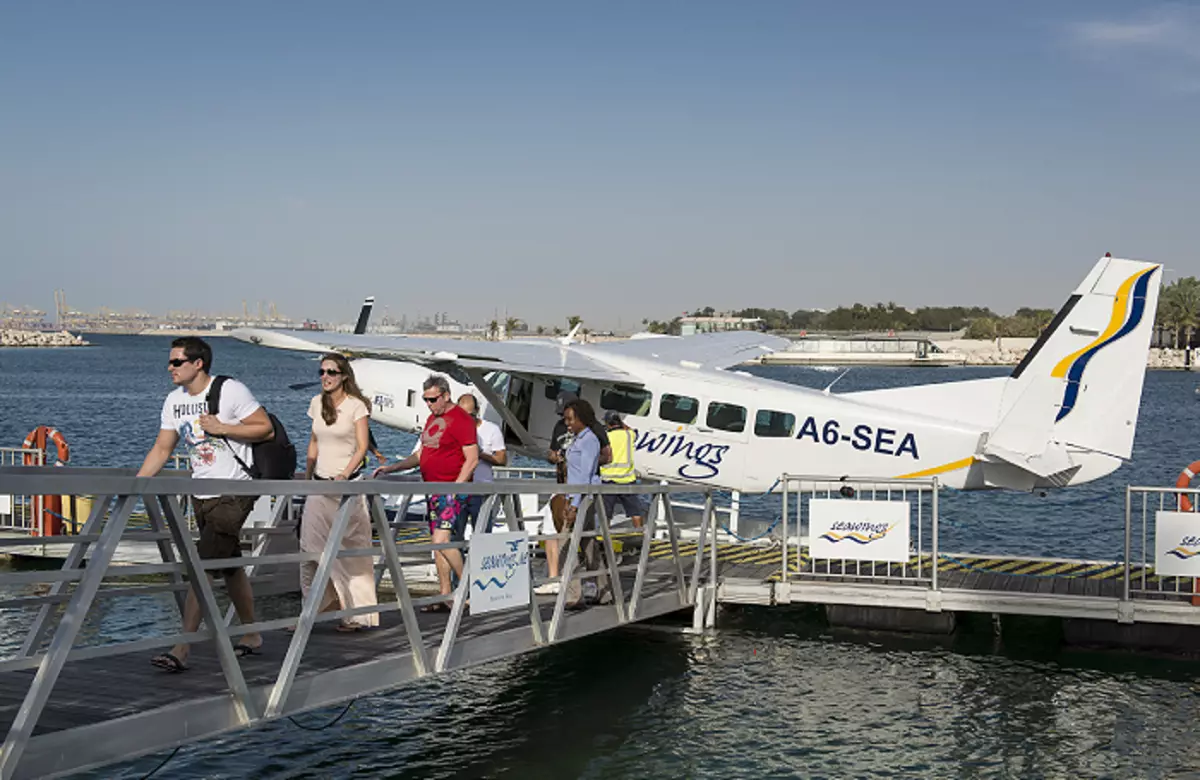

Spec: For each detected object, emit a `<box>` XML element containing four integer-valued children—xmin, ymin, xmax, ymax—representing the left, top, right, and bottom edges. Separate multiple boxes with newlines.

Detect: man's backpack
<box><xmin>208</xmin><ymin>376</ymin><xmax>297</xmax><ymax>479</ymax></box>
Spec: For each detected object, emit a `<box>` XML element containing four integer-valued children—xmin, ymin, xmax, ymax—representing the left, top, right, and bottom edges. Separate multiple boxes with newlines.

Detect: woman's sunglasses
<box><xmin>319</xmin><ymin>369</ymin><xmax>343</xmax><ymax>377</ymax></box>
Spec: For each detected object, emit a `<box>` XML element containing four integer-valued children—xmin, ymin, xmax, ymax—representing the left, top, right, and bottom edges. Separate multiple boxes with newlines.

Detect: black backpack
<box><xmin>208</xmin><ymin>375</ymin><xmax>296</xmax><ymax>479</ymax></box>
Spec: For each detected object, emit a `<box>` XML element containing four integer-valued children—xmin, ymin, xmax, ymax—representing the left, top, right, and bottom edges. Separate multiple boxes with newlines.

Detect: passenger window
<box><xmin>706</xmin><ymin>402</ymin><xmax>746</xmax><ymax>433</ymax></box>
<box><xmin>407</xmin><ymin>390</ymin><xmax>416</xmax><ymax>408</ymax></box>
<box><xmin>659</xmin><ymin>394</ymin><xmax>699</xmax><ymax>424</ymax></box>
<box><xmin>600</xmin><ymin>386</ymin><xmax>652</xmax><ymax>416</ymax></box>
<box><xmin>545</xmin><ymin>378</ymin><xmax>581</xmax><ymax>400</ymax></box>
<box><xmin>755</xmin><ymin>410</ymin><xmax>795</xmax><ymax>438</ymax></box>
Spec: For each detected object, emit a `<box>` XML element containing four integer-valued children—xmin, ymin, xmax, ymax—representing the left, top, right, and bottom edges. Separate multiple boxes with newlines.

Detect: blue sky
<box><xmin>2</xmin><ymin>1</ymin><xmax>1198</xmax><ymax>329</ymax></box>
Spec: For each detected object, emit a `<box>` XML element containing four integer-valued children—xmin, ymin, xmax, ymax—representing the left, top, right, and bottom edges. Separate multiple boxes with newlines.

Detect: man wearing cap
<box><xmin>535</xmin><ymin>390</ymin><xmax>611</xmax><ymax>595</ymax></box>
<box><xmin>600</xmin><ymin>411</ymin><xmax>645</xmax><ymax>529</ymax></box>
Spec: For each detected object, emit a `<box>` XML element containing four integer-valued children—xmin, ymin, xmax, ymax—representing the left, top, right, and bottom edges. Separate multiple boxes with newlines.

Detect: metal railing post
<box><xmin>0</xmin><ymin>495</ymin><xmax>134</xmax><ymax>779</ymax></box>
<box><xmin>707</xmin><ymin>492</ymin><xmax>718</xmax><ymax>629</ymax></box>
<box><xmin>548</xmin><ymin>495</ymin><xmax>592</xmax><ymax>643</ymax></box>
<box><xmin>20</xmin><ymin>495</ymin><xmax>114</xmax><ymax>657</ymax></box>
<box><xmin>502</xmin><ymin>493</ymin><xmax>546</xmax><ymax>644</ymax></box>
<box><xmin>931</xmin><ymin>478</ymin><xmax>940</xmax><ymax>592</ymax></box>
<box><xmin>661</xmin><ymin>496</ymin><xmax>689</xmax><ymax>601</ymax></box>
<box><xmin>160</xmin><ymin>495</ymin><xmax>258</xmax><ymax>723</ymax></box>
<box><xmin>265</xmin><ymin>495</ymin><xmax>357</xmax><ymax>718</ymax></box>
<box><xmin>367</xmin><ymin>494</ymin><xmax>430</xmax><ymax>676</ymax></box>
<box><xmin>594</xmin><ymin>491</ymin><xmax>628</xmax><ymax>622</ymax></box>
<box><xmin>781</xmin><ymin>476</ymin><xmax>789</xmax><ymax>584</ymax></box>
<box><xmin>1123</xmin><ymin>485</ymin><xmax>1132</xmax><ymax>603</ymax></box>
<box><xmin>375</xmin><ymin>493</ymin><xmax>413</xmax><ymax>589</ymax></box>
<box><xmin>434</xmin><ymin>542</ymin><xmax>473</xmax><ymax>673</ymax></box>
<box><xmin>628</xmin><ymin>492</ymin><xmax>661</xmax><ymax>619</ymax></box>
<box><xmin>143</xmin><ymin>496</ymin><xmax>190</xmax><ymax>617</ymax></box>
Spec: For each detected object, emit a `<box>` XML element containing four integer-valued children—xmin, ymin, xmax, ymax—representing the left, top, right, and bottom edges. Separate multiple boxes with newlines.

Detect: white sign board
<box><xmin>469</xmin><ymin>531</ymin><xmax>531</xmax><ymax>615</ymax></box>
<box><xmin>0</xmin><ymin>495</ymin><xmax>11</xmax><ymax>516</ymax></box>
<box><xmin>1154</xmin><ymin>511</ymin><xmax>1200</xmax><ymax>577</ymax></box>
<box><xmin>809</xmin><ymin>499</ymin><xmax>911</xmax><ymax>563</ymax></box>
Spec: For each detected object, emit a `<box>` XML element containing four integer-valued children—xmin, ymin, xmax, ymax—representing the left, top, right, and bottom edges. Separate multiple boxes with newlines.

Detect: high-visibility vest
<box><xmin>601</xmin><ymin>428</ymin><xmax>637</xmax><ymax>484</ymax></box>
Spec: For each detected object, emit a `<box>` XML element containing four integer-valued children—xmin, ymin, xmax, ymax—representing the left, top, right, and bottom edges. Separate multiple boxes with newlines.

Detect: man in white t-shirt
<box><xmin>137</xmin><ymin>337</ymin><xmax>275</xmax><ymax>673</ymax></box>
<box><xmin>457</xmin><ymin>394</ymin><xmax>506</xmax><ymax>532</ymax></box>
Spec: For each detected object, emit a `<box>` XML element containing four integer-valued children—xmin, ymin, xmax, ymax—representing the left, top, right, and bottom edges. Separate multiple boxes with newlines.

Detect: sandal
<box><xmin>234</xmin><ymin>643</ymin><xmax>263</xmax><ymax>657</ymax></box>
<box><xmin>150</xmin><ymin>652</ymin><xmax>188</xmax><ymax>673</ymax></box>
<box><xmin>420</xmin><ymin>602</ymin><xmax>451</xmax><ymax>613</ymax></box>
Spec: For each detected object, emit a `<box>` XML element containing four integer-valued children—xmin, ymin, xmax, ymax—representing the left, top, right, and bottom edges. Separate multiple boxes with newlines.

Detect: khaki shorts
<box><xmin>193</xmin><ymin>495</ymin><xmax>256</xmax><ymax>576</ymax></box>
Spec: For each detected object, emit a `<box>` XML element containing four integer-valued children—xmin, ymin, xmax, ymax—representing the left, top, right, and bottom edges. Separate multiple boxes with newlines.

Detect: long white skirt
<box><xmin>299</xmin><ymin>494</ymin><xmax>379</xmax><ymax>628</ymax></box>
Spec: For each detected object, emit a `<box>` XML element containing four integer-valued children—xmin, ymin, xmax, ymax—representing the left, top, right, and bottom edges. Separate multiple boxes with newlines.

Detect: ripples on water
<box><xmin>4</xmin><ymin>336</ymin><xmax>1200</xmax><ymax>778</ymax></box>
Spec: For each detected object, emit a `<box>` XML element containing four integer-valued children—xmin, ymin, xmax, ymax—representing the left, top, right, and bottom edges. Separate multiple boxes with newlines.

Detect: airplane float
<box><xmin>235</xmin><ymin>255</ymin><xmax>1161</xmax><ymax>494</ymax></box>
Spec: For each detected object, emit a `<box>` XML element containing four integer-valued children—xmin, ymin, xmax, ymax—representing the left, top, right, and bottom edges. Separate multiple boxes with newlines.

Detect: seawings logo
<box><xmin>632</xmin><ymin>428</ymin><xmax>730</xmax><ymax>480</ymax></box>
<box><xmin>818</xmin><ymin>520</ymin><xmax>896</xmax><ymax>545</ymax></box>
<box><xmin>1166</xmin><ymin>534</ymin><xmax>1200</xmax><ymax>560</ymax></box>
<box><xmin>473</xmin><ymin>540</ymin><xmax>530</xmax><ymax>591</ymax></box>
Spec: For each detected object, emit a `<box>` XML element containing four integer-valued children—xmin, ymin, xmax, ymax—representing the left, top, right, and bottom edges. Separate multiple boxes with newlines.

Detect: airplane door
<box><xmin>503</xmin><ymin>374</ymin><xmax>533</xmax><ymax>446</ymax></box>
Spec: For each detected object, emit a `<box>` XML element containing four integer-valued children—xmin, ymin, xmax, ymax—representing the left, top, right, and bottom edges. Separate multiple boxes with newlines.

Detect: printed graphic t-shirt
<box><xmin>307</xmin><ymin>395</ymin><xmax>370</xmax><ymax>479</ymax></box>
<box><xmin>160</xmin><ymin>377</ymin><xmax>261</xmax><ymax>498</ymax></box>
<box><xmin>472</xmin><ymin>419</ymin><xmax>506</xmax><ymax>483</ymax></box>
<box><xmin>419</xmin><ymin>404</ymin><xmax>477</xmax><ymax>483</ymax></box>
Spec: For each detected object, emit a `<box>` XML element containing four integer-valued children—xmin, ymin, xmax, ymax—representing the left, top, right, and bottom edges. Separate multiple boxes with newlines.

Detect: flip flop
<box><xmin>420</xmin><ymin>602</ymin><xmax>451</xmax><ymax>613</ymax></box>
<box><xmin>335</xmin><ymin>623</ymin><xmax>363</xmax><ymax>633</ymax></box>
<box><xmin>234</xmin><ymin>643</ymin><xmax>263</xmax><ymax>658</ymax></box>
<box><xmin>150</xmin><ymin>652</ymin><xmax>188</xmax><ymax>673</ymax></box>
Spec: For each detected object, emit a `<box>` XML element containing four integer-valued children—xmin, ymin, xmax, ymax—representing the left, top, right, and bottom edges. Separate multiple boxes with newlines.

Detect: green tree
<box><xmin>505</xmin><ymin>317</ymin><xmax>519</xmax><ymax>338</ymax></box>
<box><xmin>567</xmin><ymin>315</ymin><xmax>583</xmax><ymax>331</ymax></box>
<box><xmin>487</xmin><ymin>319</ymin><xmax>499</xmax><ymax>341</ymax></box>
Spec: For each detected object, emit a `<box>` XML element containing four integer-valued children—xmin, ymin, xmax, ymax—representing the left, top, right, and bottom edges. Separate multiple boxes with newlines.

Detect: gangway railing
<box><xmin>0</xmin><ymin>449</ymin><xmax>43</xmax><ymax>533</ymax></box>
<box><xmin>0</xmin><ymin>467</ymin><xmax>717</xmax><ymax>780</ymax></box>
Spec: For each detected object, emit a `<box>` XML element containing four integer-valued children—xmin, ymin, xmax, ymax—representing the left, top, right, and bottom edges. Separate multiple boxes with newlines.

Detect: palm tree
<box><xmin>487</xmin><ymin>319</ymin><xmax>499</xmax><ymax>341</ymax></box>
<box><xmin>536</xmin><ymin>325</ymin><xmax>545</xmax><ymax>336</ymax></box>
<box><xmin>1169</xmin><ymin>277</ymin><xmax>1200</xmax><ymax>350</ymax></box>
<box><xmin>505</xmin><ymin>317</ymin><xmax>519</xmax><ymax>339</ymax></box>
<box><xmin>567</xmin><ymin>315</ymin><xmax>582</xmax><ymax>332</ymax></box>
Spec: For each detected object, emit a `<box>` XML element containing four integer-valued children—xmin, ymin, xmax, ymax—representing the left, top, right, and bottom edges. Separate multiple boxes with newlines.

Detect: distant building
<box><xmin>679</xmin><ymin>316</ymin><xmax>764</xmax><ymax>336</ymax></box>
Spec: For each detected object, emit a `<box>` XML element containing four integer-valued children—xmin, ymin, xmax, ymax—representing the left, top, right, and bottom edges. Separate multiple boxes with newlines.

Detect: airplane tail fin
<box><xmin>982</xmin><ymin>256</ymin><xmax>1161</xmax><ymax>482</ymax></box>
<box><xmin>353</xmin><ymin>296</ymin><xmax>375</xmax><ymax>335</ymax></box>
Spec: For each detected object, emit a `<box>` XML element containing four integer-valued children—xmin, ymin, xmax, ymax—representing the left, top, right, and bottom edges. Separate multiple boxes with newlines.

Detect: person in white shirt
<box><xmin>137</xmin><ymin>337</ymin><xmax>274</xmax><ymax>672</ymax></box>
<box><xmin>457</xmin><ymin>394</ymin><xmax>506</xmax><ymax>533</ymax></box>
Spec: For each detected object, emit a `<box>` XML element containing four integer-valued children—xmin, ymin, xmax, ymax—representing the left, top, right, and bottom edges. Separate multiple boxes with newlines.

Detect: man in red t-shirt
<box><xmin>374</xmin><ymin>375</ymin><xmax>479</xmax><ymax>602</ymax></box>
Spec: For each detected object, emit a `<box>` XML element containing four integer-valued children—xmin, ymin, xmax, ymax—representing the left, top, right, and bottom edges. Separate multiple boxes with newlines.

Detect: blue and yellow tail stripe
<box><xmin>1051</xmin><ymin>265</ymin><xmax>1158</xmax><ymax>422</ymax></box>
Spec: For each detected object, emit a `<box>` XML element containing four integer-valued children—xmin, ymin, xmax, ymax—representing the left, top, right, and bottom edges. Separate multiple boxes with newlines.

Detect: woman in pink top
<box><xmin>301</xmin><ymin>353</ymin><xmax>378</xmax><ymax>630</ymax></box>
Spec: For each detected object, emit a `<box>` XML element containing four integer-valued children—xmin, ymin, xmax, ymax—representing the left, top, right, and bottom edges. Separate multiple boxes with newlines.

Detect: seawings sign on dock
<box><xmin>469</xmin><ymin>531</ymin><xmax>531</xmax><ymax>615</ymax></box>
<box><xmin>1153</xmin><ymin>511</ymin><xmax>1200</xmax><ymax>577</ymax></box>
<box><xmin>809</xmin><ymin>499</ymin><xmax>910</xmax><ymax>563</ymax></box>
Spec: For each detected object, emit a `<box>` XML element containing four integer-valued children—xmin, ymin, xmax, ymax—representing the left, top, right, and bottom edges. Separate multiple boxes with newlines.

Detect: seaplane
<box><xmin>236</xmin><ymin>255</ymin><xmax>1161</xmax><ymax>493</ymax></box>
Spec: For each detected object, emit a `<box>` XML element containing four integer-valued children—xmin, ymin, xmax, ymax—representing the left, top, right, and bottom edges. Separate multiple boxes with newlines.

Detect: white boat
<box><xmin>754</xmin><ymin>336</ymin><xmax>966</xmax><ymax>367</ymax></box>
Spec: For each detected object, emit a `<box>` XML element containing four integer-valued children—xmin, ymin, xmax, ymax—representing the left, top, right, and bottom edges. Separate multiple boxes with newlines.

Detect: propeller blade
<box><xmin>288</xmin><ymin>380</ymin><xmax>321</xmax><ymax>390</ymax></box>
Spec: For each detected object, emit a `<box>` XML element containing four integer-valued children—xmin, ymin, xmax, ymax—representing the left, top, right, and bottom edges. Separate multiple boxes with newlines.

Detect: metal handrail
<box><xmin>0</xmin><ymin>469</ymin><xmax>714</xmax><ymax>779</ymax></box>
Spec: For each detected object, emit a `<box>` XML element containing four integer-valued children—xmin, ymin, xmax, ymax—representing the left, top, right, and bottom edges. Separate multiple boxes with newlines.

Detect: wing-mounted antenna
<box><xmin>559</xmin><ymin>322</ymin><xmax>582</xmax><ymax>346</ymax></box>
<box><xmin>353</xmin><ymin>296</ymin><xmax>375</xmax><ymax>335</ymax></box>
<box><xmin>823</xmin><ymin>368</ymin><xmax>851</xmax><ymax>395</ymax></box>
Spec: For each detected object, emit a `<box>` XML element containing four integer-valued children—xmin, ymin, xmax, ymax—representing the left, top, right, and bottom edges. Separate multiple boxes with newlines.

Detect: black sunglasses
<box><xmin>422</xmin><ymin>393</ymin><xmax>443</xmax><ymax>404</ymax></box>
<box><xmin>168</xmin><ymin>358</ymin><xmax>195</xmax><ymax>368</ymax></box>
<box><xmin>318</xmin><ymin>369</ymin><xmax>343</xmax><ymax>377</ymax></box>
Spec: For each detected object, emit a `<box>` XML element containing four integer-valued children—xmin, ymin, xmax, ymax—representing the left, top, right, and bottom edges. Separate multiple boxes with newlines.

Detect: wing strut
<box><xmin>462</xmin><ymin>368</ymin><xmax>540</xmax><ymax>451</ymax></box>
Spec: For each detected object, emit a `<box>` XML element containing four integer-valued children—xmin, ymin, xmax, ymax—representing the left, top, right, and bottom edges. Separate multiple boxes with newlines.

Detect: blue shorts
<box><xmin>428</xmin><ymin>494</ymin><xmax>469</xmax><ymax>541</ymax></box>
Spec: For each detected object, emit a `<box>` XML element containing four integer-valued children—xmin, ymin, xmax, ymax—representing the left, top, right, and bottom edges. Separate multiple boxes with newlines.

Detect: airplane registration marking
<box><xmin>795</xmin><ymin>417</ymin><xmax>919</xmax><ymax>459</ymax></box>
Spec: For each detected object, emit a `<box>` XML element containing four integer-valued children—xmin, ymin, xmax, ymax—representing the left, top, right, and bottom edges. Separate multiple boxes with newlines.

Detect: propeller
<box><xmin>289</xmin><ymin>380</ymin><xmax>321</xmax><ymax>391</ymax></box>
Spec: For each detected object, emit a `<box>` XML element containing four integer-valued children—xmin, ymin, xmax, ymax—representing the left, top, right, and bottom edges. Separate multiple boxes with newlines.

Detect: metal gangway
<box><xmin>0</xmin><ymin>468</ymin><xmax>720</xmax><ymax>780</ymax></box>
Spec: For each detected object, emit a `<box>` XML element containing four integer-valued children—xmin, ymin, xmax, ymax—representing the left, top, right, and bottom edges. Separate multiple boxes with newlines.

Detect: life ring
<box><xmin>22</xmin><ymin>426</ymin><xmax>70</xmax><ymax>467</ymax></box>
<box><xmin>22</xmin><ymin>426</ymin><xmax>70</xmax><ymax>536</ymax></box>
<box><xmin>1177</xmin><ymin>460</ymin><xmax>1200</xmax><ymax>512</ymax></box>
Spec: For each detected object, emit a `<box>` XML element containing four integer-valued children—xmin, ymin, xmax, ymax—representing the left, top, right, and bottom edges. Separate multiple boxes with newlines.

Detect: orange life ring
<box><xmin>1177</xmin><ymin>460</ymin><xmax>1200</xmax><ymax>512</ymax></box>
<box><xmin>22</xmin><ymin>426</ymin><xmax>70</xmax><ymax>536</ymax></box>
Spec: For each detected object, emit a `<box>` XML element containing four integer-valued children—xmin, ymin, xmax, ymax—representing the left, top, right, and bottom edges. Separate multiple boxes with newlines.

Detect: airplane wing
<box><xmin>231</xmin><ymin>328</ymin><xmax>636</xmax><ymax>383</ymax></box>
<box><xmin>581</xmin><ymin>331</ymin><xmax>791</xmax><ymax>370</ymax></box>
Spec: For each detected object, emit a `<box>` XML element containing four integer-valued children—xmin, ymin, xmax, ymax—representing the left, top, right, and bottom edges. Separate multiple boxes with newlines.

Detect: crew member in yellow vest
<box><xmin>601</xmin><ymin>411</ymin><xmax>645</xmax><ymax>528</ymax></box>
